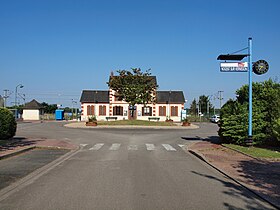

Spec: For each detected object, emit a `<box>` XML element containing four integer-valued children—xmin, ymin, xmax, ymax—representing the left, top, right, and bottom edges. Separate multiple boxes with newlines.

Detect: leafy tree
<box><xmin>0</xmin><ymin>108</ymin><xmax>17</xmax><ymax>139</ymax></box>
<box><xmin>64</xmin><ymin>107</ymin><xmax>71</xmax><ymax>113</ymax></box>
<box><xmin>189</xmin><ymin>99</ymin><xmax>197</xmax><ymax>116</ymax></box>
<box><xmin>197</xmin><ymin>95</ymin><xmax>213</xmax><ymax>116</ymax></box>
<box><xmin>198</xmin><ymin>95</ymin><xmax>209</xmax><ymax>115</ymax></box>
<box><xmin>41</xmin><ymin>102</ymin><xmax>57</xmax><ymax>114</ymax></box>
<box><xmin>219</xmin><ymin>79</ymin><xmax>280</xmax><ymax>145</ymax></box>
<box><xmin>218</xmin><ymin>99</ymin><xmax>248</xmax><ymax>144</ymax></box>
<box><xmin>107</xmin><ymin>68</ymin><xmax>158</xmax><ymax>118</ymax></box>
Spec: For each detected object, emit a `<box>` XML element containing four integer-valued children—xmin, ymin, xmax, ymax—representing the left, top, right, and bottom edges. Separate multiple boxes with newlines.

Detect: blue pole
<box><xmin>248</xmin><ymin>38</ymin><xmax>253</xmax><ymax>144</ymax></box>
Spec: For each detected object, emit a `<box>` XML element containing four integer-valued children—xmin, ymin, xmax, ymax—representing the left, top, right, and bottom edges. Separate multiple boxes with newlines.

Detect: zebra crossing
<box><xmin>80</xmin><ymin>143</ymin><xmax>186</xmax><ymax>152</ymax></box>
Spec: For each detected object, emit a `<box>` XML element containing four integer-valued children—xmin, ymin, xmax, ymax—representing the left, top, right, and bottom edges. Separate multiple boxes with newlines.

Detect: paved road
<box><xmin>0</xmin><ymin>122</ymin><xmax>275</xmax><ymax>209</ymax></box>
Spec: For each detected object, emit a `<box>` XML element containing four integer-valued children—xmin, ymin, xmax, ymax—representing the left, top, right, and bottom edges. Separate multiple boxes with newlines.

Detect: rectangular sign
<box><xmin>220</xmin><ymin>62</ymin><xmax>248</xmax><ymax>72</ymax></box>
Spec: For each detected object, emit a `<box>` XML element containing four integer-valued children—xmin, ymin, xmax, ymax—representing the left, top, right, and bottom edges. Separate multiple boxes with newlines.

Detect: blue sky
<box><xmin>1</xmin><ymin>0</ymin><xmax>279</xmax><ymax>108</ymax></box>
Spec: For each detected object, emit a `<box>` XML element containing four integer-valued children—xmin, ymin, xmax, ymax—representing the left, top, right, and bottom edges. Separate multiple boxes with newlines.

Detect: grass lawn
<box><xmin>223</xmin><ymin>144</ymin><xmax>280</xmax><ymax>159</ymax></box>
<box><xmin>97</xmin><ymin>120</ymin><xmax>177</xmax><ymax>126</ymax></box>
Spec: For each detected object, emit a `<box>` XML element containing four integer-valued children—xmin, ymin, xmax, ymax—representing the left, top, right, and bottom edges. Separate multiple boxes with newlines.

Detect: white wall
<box><xmin>22</xmin><ymin>109</ymin><xmax>40</xmax><ymax>120</ymax></box>
<box><xmin>81</xmin><ymin>102</ymin><xmax>184</xmax><ymax>122</ymax></box>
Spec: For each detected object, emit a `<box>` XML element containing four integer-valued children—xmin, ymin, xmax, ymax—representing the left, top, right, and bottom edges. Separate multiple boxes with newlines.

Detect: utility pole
<box><xmin>217</xmin><ymin>91</ymin><xmax>224</xmax><ymax>111</ymax></box>
<box><xmin>3</xmin><ymin>89</ymin><xmax>11</xmax><ymax>108</ymax></box>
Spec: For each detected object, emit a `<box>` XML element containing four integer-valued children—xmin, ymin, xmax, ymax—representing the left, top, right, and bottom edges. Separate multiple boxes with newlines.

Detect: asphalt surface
<box><xmin>0</xmin><ymin>122</ymin><xmax>276</xmax><ymax>210</ymax></box>
<box><xmin>0</xmin><ymin>149</ymin><xmax>68</xmax><ymax>190</ymax></box>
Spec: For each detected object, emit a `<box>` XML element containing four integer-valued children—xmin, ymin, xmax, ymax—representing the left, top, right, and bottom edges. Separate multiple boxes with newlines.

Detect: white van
<box><xmin>210</xmin><ymin>115</ymin><xmax>220</xmax><ymax>123</ymax></box>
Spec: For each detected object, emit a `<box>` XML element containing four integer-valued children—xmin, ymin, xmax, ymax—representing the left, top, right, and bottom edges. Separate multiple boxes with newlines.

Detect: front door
<box><xmin>128</xmin><ymin>105</ymin><xmax>137</xmax><ymax>120</ymax></box>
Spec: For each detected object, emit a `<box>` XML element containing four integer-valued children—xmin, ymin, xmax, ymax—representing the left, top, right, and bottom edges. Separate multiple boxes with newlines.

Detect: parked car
<box><xmin>210</xmin><ymin>115</ymin><xmax>220</xmax><ymax>123</ymax></box>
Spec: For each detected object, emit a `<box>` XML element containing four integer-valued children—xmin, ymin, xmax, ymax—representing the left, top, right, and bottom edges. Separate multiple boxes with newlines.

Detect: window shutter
<box><xmin>113</xmin><ymin>106</ymin><xmax>116</xmax><ymax>115</ymax></box>
<box><xmin>99</xmin><ymin>106</ymin><xmax>102</xmax><ymax>115</ymax></box>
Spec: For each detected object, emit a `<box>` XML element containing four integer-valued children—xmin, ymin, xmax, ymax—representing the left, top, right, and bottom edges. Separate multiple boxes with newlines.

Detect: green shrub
<box><xmin>0</xmin><ymin>108</ymin><xmax>17</xmax><ymax>140</ymax></box>
<box><xmin>219</xmin><ymin>79</ymin><xmax>280</xmax><ymax>146</ymax></box>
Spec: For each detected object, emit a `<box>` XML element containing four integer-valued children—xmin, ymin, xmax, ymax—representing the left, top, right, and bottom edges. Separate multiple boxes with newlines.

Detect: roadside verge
<box><xmin>187</xmin><ymin>141</ymin><xmax>280</xmax><ymax>209</ymax></box>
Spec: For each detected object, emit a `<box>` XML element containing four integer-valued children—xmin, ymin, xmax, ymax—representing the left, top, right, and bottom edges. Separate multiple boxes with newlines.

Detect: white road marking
<box><xmin>162</xmin><ymin>144</ymin><xmax>177</xmax><ymax>151</ymax></box>
<box><xmin>178</xmin><ymin>144</ymin><xmax>185</xmax><ymax>148</ymax></box>
<box><xmin>128</xmin><ymin>145</ymin><xmax>138</xmax><ymax>150</ymax></box>
<box><xmin>145</xmin><ymin>144</ymin><xmax>155</xmax><ymax>151</ymax></box>
<box><xmin>109</xmin><ymin>143</ymin><xmax>121</xmax><ymax>151</ymax></box>
<box><xmin>80</xmin><ymin>144</ymin><xmax>88</xmax><ymax>147</ymax></box>
<box><xmin>89</xmin><ymin>143</ymin><xmax>104</xmax><ymax>151</ymax></box>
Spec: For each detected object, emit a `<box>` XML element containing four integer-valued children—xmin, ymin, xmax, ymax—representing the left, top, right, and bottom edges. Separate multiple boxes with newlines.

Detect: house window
<box><xmin>159</xmin><ymin>106</ymin><xmax>166</xmax><ymax>116</ymax></box>
<box><xmin>171</xmin><ymin>106</ymin><xmax>178</xmax><ymax>116</ymax></box>
<box><xmin>142</xmin><ymin>106</ymin><xmax>152</xmax><ymax>116</ymax></box>
<box><xmin>87</xmin><ymin>105</ymin><xmax>95</xmax><ymax>116</ymax></box>
<box><xmin>113</xmin><ymin>106</ymin><xmax>123</xmax><ymax>116</ymax></box>
<box><xmin>99</xmin><ymin>105</ymin><xmax>106</xmax><ymax>116</ymax></box>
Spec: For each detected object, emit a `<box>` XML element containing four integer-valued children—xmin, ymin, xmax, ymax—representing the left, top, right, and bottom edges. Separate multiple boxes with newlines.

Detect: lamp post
<box><xmin>247</xmin><ymin>38</ymin><xmax>253</xmax><ymax>145</ymax></box>
<box><xmin>71</xmin><ymin>99</ymin><xmax>77</xmax><ymax>120</ymax></box>
<box><xmin>217</xmin><ymin>37</ymin><xmax>269</xmax><ymax>146</ymax></box>
<box><xmin>15</xmin><ymin>84</ymin><xmax>24</xmax><ymax>107</ymax></box>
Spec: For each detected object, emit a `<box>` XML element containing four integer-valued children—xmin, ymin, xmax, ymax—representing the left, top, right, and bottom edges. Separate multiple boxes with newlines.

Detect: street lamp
<box><xmin>15</xmin><ymin>84</ymin><xmax>24</xmax><ymax>107</ymax></box>
<box><xmin>71</xmin><ymin>99</ymin><xmax>77</xmax><ymax>120</ymax></box>
<box><xmin>217</xmin><ymin>38</ymin><xmax>269</xmax><ymax>145</ymax></box>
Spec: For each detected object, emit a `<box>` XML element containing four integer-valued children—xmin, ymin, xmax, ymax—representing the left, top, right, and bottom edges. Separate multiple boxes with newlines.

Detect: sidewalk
<box><xmin>65</xmin><ymin>121</ymin><xmax>199</xmax><ymax>129</ymax></box>
<box><xmin>188</xmin><ymin>141</ymin><xmax>280</xmax><ymax>209</ymax></box>
<box><xmin>0</xmin><ymin>137</ymin><xmax>78</xmax><ymax>160</ymax></box>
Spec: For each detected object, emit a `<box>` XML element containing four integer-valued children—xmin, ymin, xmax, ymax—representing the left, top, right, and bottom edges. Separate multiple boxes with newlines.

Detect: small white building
<box><xmin>22</xmin><ymin>99</ymin><xmax>44</xmax><ymax>120</ymax></box>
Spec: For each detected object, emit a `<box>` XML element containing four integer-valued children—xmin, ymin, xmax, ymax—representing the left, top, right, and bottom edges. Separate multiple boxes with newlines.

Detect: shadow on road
<box><xmin>0</xmin><ymin>137</ymin><xmax>42</xmax><ymax>152</ymax></box>
<box><xmin>181</xmin><ymin>136</ymin><xmax>221</xmax><ymax>144</ymax></box>
<box><xmin>191</xmin><ymin>171</ymin><xmax>275</xmax><ymax>210</ymax></box>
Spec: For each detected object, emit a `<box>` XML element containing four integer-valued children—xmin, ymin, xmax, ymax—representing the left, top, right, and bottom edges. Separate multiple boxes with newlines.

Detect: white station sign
<box><xmin>220</xmin><ymin>62</ymin><xmax>248</xmax><ymax>72</ymax></box>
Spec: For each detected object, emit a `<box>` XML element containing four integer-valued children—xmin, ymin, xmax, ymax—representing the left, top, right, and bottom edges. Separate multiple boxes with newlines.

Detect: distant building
<box><xmin>22</xmin><ymin>99</ymin><xmax>44</xmax><ymax>120</ymax></box>
<box><xmin>80</xmin><ymin>75</ymin><xmax>186</xmax><ymax>122</ymax></box>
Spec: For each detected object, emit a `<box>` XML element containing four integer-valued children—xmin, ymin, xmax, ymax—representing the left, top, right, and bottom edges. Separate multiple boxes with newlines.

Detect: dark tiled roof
<box><xmin>156</xmin><ymin>91</ymin><xmax>185</xmax><ymax>104</ymax></box>
<box><xmin>80</xmin><ymin>90</ymin><xmax>109</xmax><ymax>103</ymax></box>
<box><xmin>23</xmin><ymin>99</ymin><xmax>43</xmax><ymax>109</ymax></box>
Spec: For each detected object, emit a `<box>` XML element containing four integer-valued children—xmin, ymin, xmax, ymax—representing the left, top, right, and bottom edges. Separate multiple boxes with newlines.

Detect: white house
<box><xmin>22</xmin><ymin>99</ymin><xmax>44</xmax><ymax>120</ymax></box>
<box><xmin>80</xmin><ymin>75</ymin><xmax>186</xmax><ymax>122</ymax></box>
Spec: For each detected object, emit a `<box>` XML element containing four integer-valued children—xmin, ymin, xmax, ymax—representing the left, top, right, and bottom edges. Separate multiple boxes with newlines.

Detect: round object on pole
<box><xmin>253</xmin><ymin>60</ymin><xmax>269</xmax><ymax>75</ymax></box>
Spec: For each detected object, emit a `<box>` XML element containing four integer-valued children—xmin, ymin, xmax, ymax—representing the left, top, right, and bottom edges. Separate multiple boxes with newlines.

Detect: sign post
<box><xmin>248</xmin><ymin>38</ymin><xmax>253</xmax><ymax>144</ymax></box>
<box><xmin>217</xmin><ymin>38</ymin><xmax>269</xmax><ymax>146</ymax></box>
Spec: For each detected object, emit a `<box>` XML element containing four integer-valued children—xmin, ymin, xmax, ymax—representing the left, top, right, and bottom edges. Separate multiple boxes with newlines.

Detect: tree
<box><xmin>197</xmin><ymin>95</ymin><xmax>213</xmax><ymax>116</ymax></box>
<box><xmin>41</xmin><ymin>102</ymin><xmax>57</xmax><ymax>114</ymax></box>
<box><xmin>189</xmin><ymin>99</ymin><xmax>197</xmax><ymax>116</ymax></box>
<box><xmin>107</xmin><ymin>68</ymin><xmax>158</xmax><ymax>118</ymax></box>
<box><xmin>0</xmin><ymin>108</ymin><xmax>17</xmax><ymax>139</ymax></box>
<box><xmin>219</xmin><ymin>79</ymin><xmax>280</xmax><ymax>145</ymax></box>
